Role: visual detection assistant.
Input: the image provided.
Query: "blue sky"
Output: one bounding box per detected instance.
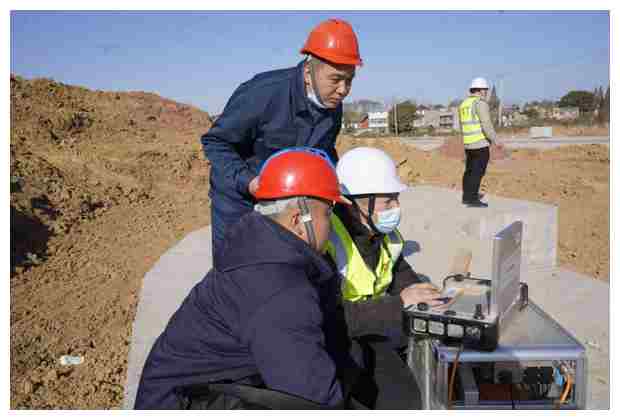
[10,10,610,115]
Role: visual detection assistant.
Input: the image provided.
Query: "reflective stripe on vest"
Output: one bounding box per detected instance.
[459,96,487,144]
[325,214,404,302]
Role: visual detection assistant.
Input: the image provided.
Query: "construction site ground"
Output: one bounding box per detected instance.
[9,75,610,409]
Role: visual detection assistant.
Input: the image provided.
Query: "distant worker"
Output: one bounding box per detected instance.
[134,149,356,409]
[458,77,498,208]
[201,18,362,265]
[325,147,447,409]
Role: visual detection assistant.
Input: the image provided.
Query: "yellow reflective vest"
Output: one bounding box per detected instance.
[459,96,487,144]
[325,214,404,302]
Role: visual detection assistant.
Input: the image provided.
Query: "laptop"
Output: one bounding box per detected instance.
[403,221,526,351]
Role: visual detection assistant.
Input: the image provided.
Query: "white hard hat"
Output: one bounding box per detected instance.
[337,147,408,196]
[470,77,489,90]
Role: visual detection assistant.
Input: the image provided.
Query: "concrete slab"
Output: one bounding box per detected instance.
[401,186,558,276]
[123,186,608,409]
[123,227,212,409]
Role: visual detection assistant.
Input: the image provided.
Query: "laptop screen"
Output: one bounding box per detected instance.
[491,221,523,320]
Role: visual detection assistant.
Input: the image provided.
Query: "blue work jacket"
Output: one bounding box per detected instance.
[134,212,350,409]
[201,60,342,254]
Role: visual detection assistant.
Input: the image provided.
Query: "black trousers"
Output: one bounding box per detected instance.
[350,338,421,410]
[462,146,490,202]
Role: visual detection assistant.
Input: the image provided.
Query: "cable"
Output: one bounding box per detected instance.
[348,195,381,236]
[442,274,464,288]
[554,370,572,409]
[447,344,464,409]
[559,374,572,404]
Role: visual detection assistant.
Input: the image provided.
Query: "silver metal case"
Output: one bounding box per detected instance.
[407,301,588,409]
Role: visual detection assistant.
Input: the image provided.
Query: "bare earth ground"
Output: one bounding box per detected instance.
[9,76,610,409]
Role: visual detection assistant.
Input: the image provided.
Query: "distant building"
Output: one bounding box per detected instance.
[552,107,579,120]
[343,100,384,114]
[415,105,430,118]
[502,111,529,127]
[502,104,520,114]
[439,109,459,131]
[414,108,459,132]
[368,111,388,133]
[358,114,369,129]
[342,112,368,130]
[520,104,579,121]
[527,105,554,119]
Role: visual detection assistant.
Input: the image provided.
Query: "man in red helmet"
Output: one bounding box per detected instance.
[135,149,358,409]
[201,19,362,265]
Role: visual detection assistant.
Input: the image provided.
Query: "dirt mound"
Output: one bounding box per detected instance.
[10,75,213,408]
[10,74,212,275]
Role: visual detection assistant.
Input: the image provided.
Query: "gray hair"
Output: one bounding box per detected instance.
[254,197,301,217]
[304,54,325,69]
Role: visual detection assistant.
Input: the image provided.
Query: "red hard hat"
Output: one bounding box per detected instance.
[255,149,345,203]
[300,18,363,66]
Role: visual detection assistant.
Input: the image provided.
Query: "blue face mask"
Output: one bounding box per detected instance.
[375,207,401,234]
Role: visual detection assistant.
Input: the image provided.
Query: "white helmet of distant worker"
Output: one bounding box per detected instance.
[470,77,489,90]
[337,147,408,196]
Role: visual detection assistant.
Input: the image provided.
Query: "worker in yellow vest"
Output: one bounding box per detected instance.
[458,77,498,208]
[325,147,446,409]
